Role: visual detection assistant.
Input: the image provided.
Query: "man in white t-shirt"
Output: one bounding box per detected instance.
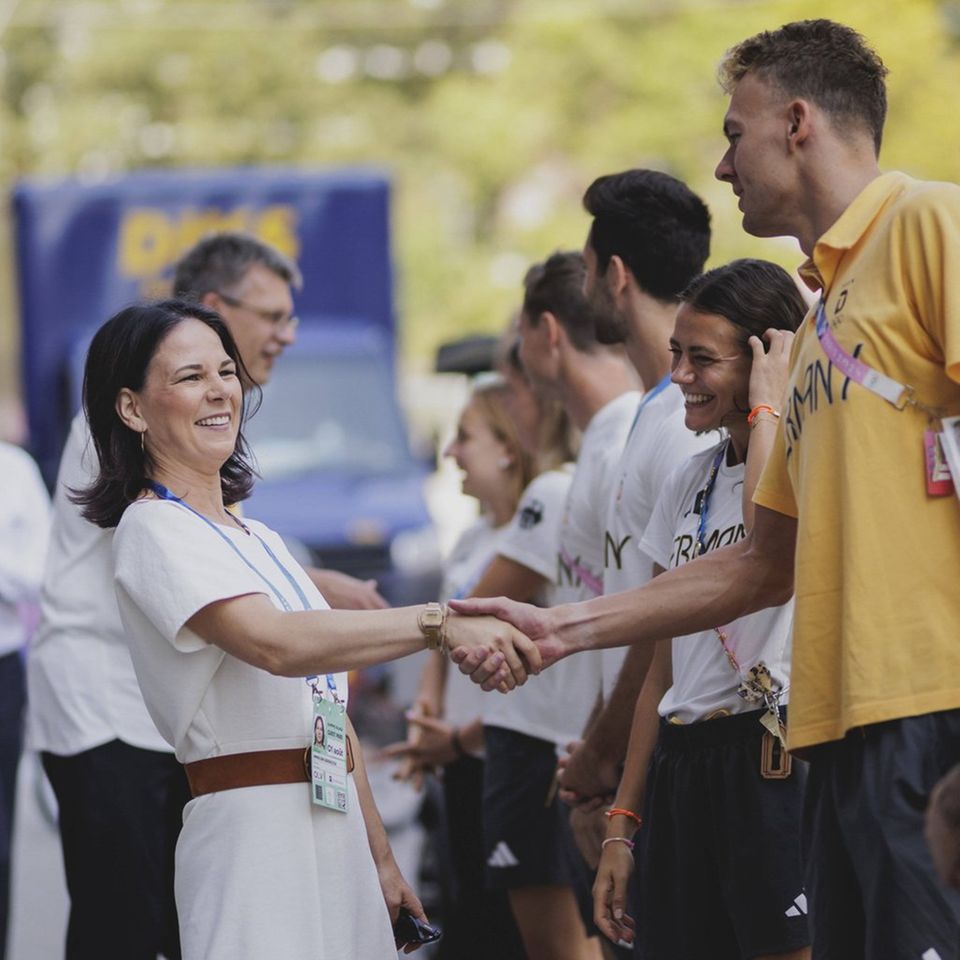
[28,233,386,960]
[557,170,713,807]
[514,250,641,941]
[0,442,49,960]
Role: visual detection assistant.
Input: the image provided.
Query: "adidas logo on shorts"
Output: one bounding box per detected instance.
[784,893,808,917]
[487,842,519,868]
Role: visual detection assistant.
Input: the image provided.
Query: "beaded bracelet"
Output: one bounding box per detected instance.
[747,403,780,427]
[601,836,635,852]
[605,807,643,829]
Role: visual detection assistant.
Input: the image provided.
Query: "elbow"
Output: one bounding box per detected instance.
[758,557,795,608]
[241,633,298,677]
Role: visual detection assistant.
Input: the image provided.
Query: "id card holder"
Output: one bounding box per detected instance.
[760,729,792,780]
[759,709,792,780]
[936,417,960,503]
[924,429,953,496]
[311,697,349,813]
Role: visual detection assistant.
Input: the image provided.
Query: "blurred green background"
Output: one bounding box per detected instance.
[1,0,958,411]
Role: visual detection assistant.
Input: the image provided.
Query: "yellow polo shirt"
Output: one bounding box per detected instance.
[754,171,960,753]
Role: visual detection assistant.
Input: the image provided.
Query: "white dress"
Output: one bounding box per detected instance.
[113,498,396,960]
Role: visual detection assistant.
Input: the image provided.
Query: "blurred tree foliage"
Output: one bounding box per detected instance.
[1,0,958,372]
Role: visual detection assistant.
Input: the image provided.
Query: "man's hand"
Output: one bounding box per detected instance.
[444,610,541,690]
[569,804,610,871]
[307,567,389,610]
[448,596,567,675]
[558,740,620,809]
[381,714,459,770]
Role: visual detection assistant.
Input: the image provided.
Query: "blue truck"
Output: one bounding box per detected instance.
[13,167,439,604]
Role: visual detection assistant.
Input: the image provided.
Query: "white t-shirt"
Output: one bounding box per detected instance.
[555,391,641,604]
[599,382,714,698]
[640,442,794,724]
[28,412,170,754]
[551,390,640,736]
[0,443,50,658]
[482,466,594,748]
[440,515,504,732]
[113,498,346,764]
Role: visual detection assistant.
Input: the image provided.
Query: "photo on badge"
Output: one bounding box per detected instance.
[937,416,960,502]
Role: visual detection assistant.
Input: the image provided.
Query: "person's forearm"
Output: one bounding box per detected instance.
[554,510,795,659]
[190,599,432,677]
[582,642,655,769]
[414,650,448,716]
[607,643,671,834]
[350,718,393,866]
[742,418,779,531]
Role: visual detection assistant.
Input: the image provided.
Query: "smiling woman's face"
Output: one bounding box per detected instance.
[120,318,242,477]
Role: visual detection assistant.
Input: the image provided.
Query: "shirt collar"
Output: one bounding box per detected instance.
[797,171,913,293]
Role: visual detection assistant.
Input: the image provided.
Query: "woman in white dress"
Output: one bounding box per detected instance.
[74,299,538,960]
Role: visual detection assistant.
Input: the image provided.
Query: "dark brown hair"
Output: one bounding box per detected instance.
[72,300,258,528]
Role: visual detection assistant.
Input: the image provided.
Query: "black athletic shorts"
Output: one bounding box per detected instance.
[804,708,960,960]
[482,725,572,890]
[638,709,810,960]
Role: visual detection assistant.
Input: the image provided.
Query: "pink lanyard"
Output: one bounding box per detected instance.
[815,298,917,410]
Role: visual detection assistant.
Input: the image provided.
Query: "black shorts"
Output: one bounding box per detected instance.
[482,725,573,891]
[638,709,810,960]
[804,708,960,960]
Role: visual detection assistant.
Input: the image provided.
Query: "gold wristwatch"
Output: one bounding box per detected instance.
[418,602,446,651]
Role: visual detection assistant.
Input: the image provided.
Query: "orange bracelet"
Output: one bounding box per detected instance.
[747,403,780,427]
[605,807,643,829]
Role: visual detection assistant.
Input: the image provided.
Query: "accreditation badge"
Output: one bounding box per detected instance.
[311,697,348,813]
[924,429,954,496]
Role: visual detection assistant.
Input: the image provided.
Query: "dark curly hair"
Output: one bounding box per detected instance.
[71,299,259,528]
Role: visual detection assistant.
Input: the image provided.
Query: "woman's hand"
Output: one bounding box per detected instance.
[747,327,796,411]
[593,839,637,948]
[444,610,542,691]
[375,855,431,953]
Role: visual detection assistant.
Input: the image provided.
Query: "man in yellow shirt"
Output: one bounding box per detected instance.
[453,19,960,959]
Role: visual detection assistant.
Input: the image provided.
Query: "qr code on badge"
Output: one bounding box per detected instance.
[314,784,324,803]
[336,791,347,810]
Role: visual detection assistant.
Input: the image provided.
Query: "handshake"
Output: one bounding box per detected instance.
[441,597,568,692]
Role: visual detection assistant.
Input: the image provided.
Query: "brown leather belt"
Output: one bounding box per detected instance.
[184,740,355,798]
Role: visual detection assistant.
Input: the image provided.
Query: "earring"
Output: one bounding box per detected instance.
[140,430,146,454]
[497,456,512,471]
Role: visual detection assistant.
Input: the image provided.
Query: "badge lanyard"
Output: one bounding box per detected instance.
[613,373,674,515]
[146,483,348,808]
[626,373,673,438]
[814,299,919,410]
[693,442,788,744]
[815,298,953,496]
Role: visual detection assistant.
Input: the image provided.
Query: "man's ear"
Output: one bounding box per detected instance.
[605,255,630,299]
[116,388,146,434]
[539,310,563,351]
[786,99,812,150]
[199,291,221,311]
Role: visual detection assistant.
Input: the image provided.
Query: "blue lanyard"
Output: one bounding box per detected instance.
[627,373,672,438]
[694,441,729,558]
[146,482,339,701]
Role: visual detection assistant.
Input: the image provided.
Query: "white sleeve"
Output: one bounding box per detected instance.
[114,501,270,652]
[0,445,51,604]
[497,471,570,581]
